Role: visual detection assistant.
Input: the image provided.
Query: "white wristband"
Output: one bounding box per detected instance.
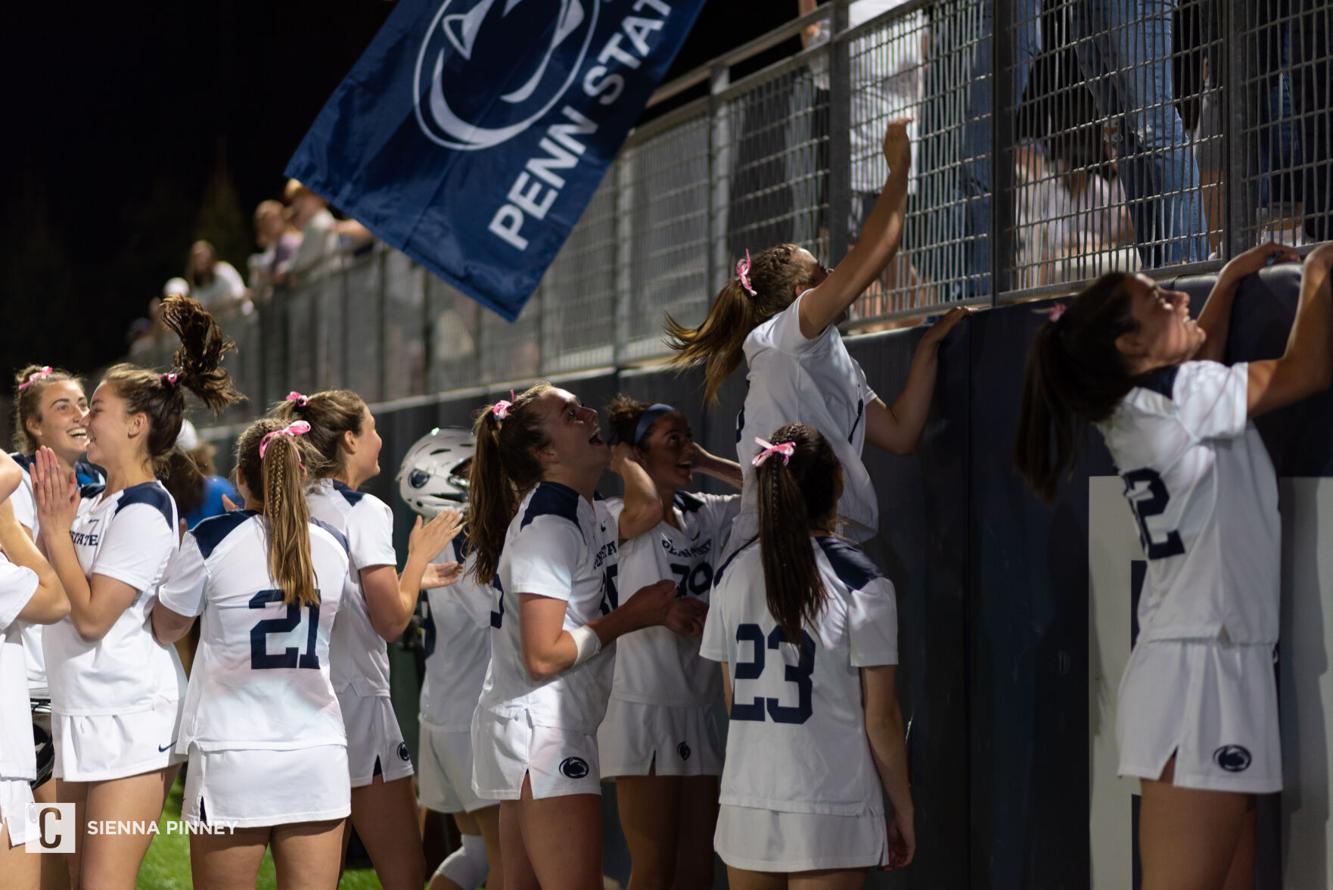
[569,625,602,666]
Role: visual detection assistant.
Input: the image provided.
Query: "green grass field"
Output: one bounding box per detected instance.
[138,780,383,889]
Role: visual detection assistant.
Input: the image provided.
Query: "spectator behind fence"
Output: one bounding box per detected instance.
[1071,0,1207,267]
[282,179,376,287]
[127,288,177,361]
[247,199,300,302]
[923,0,1040,297]
[186,239,246,312]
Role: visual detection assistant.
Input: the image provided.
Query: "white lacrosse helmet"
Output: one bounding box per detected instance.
[397,427,474,517]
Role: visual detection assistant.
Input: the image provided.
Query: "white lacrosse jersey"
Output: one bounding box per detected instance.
[606,491,740,708]
[475,482,618,734]
[736,290,879,543]
[43,481,186,715]
[0,553,39,780]
[305,479,397,697]
[1097,361,1278,644]
[701,535,898,815]
[9,454,105,699]
[420,535,492,731]
[158,511,351,752]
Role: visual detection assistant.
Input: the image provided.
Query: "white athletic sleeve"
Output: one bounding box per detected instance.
[699,493,742,544]
[599,497,625,538]
[94,502,177,593]
[158,532,208,618]
[10,474,36,534]
[346,495,397,570]
[0,556,39,633]
[765,289,821,355]
[508,516,583,602]
[848,576,899,668]
[698,579,731,663]
[1175,361,1248,441]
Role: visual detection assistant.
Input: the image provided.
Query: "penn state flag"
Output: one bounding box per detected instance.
[286,0,705,321]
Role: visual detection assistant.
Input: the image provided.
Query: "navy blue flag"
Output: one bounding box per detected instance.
[286,0,705,321]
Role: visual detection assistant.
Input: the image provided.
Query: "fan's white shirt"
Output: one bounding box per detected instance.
[1097,361,1278,643]
[420,538,492,730]
[605,491,740,708]
[474,483,618,734]
[158,511,352,752]
[736,291,879,543]
[0,554,39,780]
[305,479,397,696]
[702,536,898,815]
[43,481,186,715]
[9,454,105,698]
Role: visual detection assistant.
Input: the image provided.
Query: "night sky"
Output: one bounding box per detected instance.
[0,1,794,379]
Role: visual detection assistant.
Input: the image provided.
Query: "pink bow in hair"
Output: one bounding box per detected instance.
[491,389,517,421]
[17,366,53,391]
[1034,302,1067,323]
[259,420,311,459]
[752,436,795,467]
[286,391,309,408]
[161,371,180,386]
[736,249,757,296]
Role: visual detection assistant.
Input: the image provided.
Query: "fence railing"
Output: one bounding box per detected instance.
[136,0,1332,425]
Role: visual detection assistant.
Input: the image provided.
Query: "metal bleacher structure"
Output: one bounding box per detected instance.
[138,0,1331,438]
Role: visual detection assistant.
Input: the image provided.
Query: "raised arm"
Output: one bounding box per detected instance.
[865,307,970,455]
[1193,242,1301,363]
[610,443,663,543]
[691,444,743,490]
[1246,242,1333,417]
[798,120,914,339]
[0,497,67,624]
[361,508,463,640]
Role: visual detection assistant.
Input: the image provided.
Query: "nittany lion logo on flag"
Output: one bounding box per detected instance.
[415,0,598,150]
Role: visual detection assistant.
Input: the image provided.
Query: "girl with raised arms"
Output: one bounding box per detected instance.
[1014,242,1333,888]
[596,395,743,889]
[667,120,966,550]
[152,417,355,889]
[465,383,705,890]
[277,389,461,890]
[701,423,913,885]
[31,295,244,887]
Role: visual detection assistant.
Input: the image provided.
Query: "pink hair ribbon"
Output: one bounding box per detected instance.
[17,366,53,391]
[1034,302,1067,323]
[752,436,795,467]
[259,420,311,459]
[491,389,517,421]
[286,391,310,407]
[736,249,757,296]
[161,371,180,386]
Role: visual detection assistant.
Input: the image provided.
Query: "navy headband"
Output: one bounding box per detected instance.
[632,403,676,446]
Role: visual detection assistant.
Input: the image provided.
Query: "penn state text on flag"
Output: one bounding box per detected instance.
[285,0,705,322]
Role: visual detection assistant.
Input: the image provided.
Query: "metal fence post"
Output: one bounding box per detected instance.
[1223,0,1246,259]
[708,64,730,294]
[991,0,1016,302]
[828,0,852,265]
[613,158,632,367]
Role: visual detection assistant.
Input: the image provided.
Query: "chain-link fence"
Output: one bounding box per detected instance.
[131,0,1331,423]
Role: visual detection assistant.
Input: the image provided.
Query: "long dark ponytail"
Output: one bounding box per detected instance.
[754,422,840,642]
[1013,272,1138,502]
[465,383,553,586]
